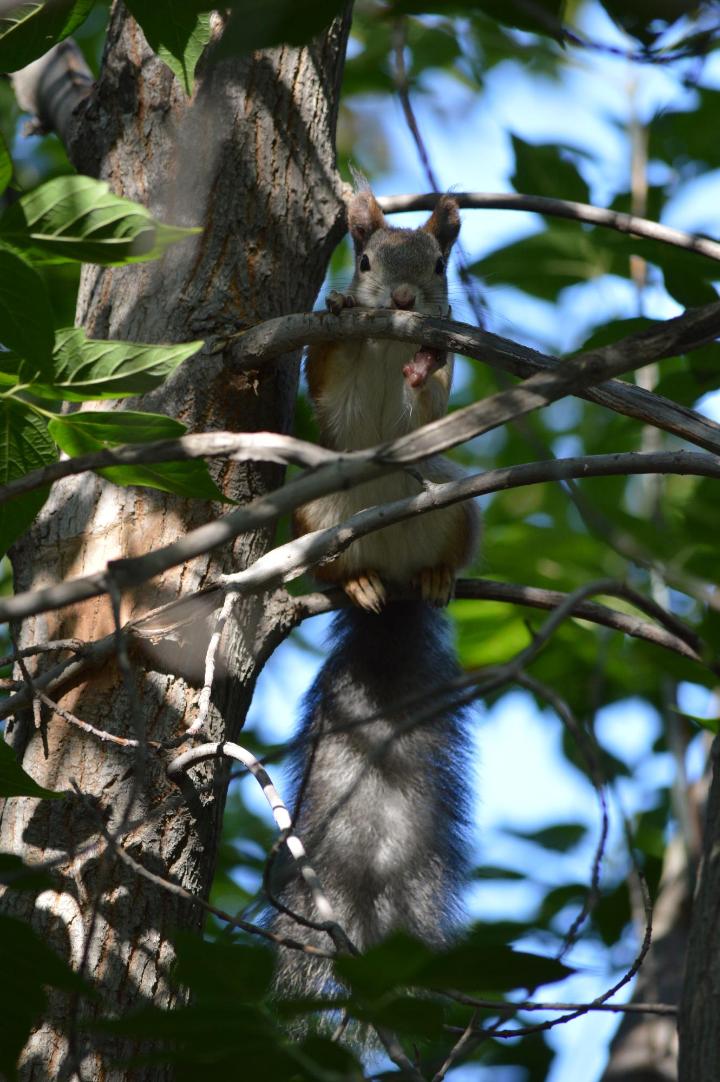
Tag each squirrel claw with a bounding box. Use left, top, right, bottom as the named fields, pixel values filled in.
left=344, top=571, right=386, bottom=613
left=326, top=290, right=356, bottom=316
left=414, top=566, right=454, bottom=608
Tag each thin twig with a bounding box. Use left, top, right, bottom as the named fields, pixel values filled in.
left=167, top=741, right=356, bottom=955
left=2, top=567, right=710, bottom=725
left=377, top=191, right=720, bottom=264
left=444, top=995, right=676, bottom=1017
left=35, top=691, right=161, bottom=751
left=9, top=623, right=42, bottom=729
left=188, top=592, right=238, bottom=737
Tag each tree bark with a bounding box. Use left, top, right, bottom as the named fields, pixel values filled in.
left=0, top=3, right=350, bottom=1079
left=679, top=740, right=720, bottom=1081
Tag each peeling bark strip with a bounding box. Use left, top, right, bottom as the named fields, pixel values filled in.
left=0, top=6, right=351, bottom=1080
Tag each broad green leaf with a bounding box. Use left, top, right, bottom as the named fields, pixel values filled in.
left=511, top=135, right=590, bottom=204
left=0, top=130, right=12, bottom=196
left=174, top=934, right=274, bottom=1003
left=650, top=88, right=720, bottom=172
left=0, top=175, right=198, bottom=266
left=0, top=739, right=64, bottom=798
left=216, top=0, right=346, bottom=59
left=336, top=929, right=573, bottom=999
left=30, top=327, right=203, bottom=400
left=48, top=410, right=226, bottom=500
left=0, top=399, right=57, bottom=556
left=48, top=410, right=187, bottom=444
left=0, top=243, right=54, bottom=377
left=350, top=995, right=446, bottom=1037
left=125, top=1, right=211, bottom=96
left=0, top=0, right=95, bottom=71
left=0, top=853, right=55, bottom=891
left=475, top=223, right=610, bottom=301
left=0, top=913, right=87, bottom=1079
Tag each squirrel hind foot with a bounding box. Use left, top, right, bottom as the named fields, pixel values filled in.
left=344, top=571, right=387, bottom=613
left=414, top=565, right=455, bottom=608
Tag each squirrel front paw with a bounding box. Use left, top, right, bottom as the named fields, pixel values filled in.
left=326, top=290, right=357, bottom=316
left=343, top=571, right=386, bottom=614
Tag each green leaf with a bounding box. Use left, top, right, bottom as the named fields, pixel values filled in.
left=505, top=822, right=587, bottom=852
left=0, top=399, right=57, bottom=556
left=511, top=135, right=590, bottom=204
left=31, top=327, right=203, bottom=400
left=351, top=995, right=446, bottom=1037
left=0, top=740, right=65, bottom=798
left=125, top=1, right=211, bottom=95
left=216, top=0, right=346, bottom=58
left=47, top=410, right=226, bottom=500
left=0, top=130, right=12, bottom=196
left=336, top=929, right=573, bottom=999
left=0, top=853, right=55, bottom=891
left=0, top=0, right=95, bottom=71
left=0, top=243, right=54, bottom=377
left=475, top=222, right=610, bottom=301
left=0, top=913, right=87, bottom=1079
left=663, top=265, right=718, bottom=308
left=0, top=175, right=199, bottom=266
left=174, top=934, right=274, bottom=1003
left=49, top=410, right=187, bottom=444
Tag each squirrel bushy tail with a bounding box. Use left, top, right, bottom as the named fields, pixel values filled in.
left=272, top=601, right=470, bottom=1005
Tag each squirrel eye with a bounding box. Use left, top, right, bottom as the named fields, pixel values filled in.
left=434, top=257, right=445, bottom=275
left=359, top=254, right=371, bottom=272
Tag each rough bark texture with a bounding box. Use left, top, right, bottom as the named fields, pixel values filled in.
left=0, top=3, right=350, bottom=1079
left=679, top=741, right=720, bottom=1081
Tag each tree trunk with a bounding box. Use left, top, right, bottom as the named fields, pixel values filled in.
left=0, top=4, right=350, bottom=1079
left=679, top=739, right=720, bottom=1081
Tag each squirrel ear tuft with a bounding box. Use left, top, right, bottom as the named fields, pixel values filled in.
left=423, top=196, right=460, bottom=256
left=347, top=191, right=387, bottom=251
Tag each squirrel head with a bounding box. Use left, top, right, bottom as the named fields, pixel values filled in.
left=347, top=191, right=460, bottom=316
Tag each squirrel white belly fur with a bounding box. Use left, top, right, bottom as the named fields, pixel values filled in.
left=273, top=188, right=480, bottom=1019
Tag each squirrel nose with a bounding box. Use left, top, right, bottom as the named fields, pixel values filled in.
left=391, top=285, right=416, bottom=310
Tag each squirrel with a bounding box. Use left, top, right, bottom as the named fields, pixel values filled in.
left=272, top=188, right=481, bottom=1025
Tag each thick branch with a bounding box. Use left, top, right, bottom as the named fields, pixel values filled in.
left=232, top=306, right=720, bottom=457
left=2, top=448, right=719, bottom=627
left=0, top=563, right=708, bottom=725
left=378, top=192, right=720, bottom=264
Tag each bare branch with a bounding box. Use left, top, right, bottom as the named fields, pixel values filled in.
left=3, top=295, right=720, bottom=625
left=378, top=192, right=720, bottom=264
left=232, top=307, right=720, bottom=457
left=37, top=691, right=159, bottom=751
left=445, top=997, right=676, bottom=1017
left=1, top=570, right=706, bottom=724
left=0, top=431, right=334, bottom=507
